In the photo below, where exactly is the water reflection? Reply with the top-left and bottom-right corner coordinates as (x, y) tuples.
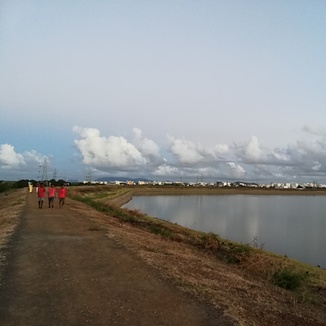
(123, 195), (326, 268)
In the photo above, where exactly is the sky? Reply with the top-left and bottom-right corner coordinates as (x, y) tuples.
(1, 0), (326, 183)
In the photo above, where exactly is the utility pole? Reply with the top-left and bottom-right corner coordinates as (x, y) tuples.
(41, 159), (48, 186)
(53, 169), (57, 181)
(86, 169), (92, 183)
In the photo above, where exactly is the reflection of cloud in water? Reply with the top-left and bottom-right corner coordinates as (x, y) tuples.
(124, 195), (326, 268)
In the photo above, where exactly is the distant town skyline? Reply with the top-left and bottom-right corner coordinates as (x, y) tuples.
(1, 1), (326, 183)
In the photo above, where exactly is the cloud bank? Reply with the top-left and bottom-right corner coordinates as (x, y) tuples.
(1, 125), (326, 182)
(71, 125), (326, 182)
(0, 144), (48, 179)
(0, 144), (46, 169)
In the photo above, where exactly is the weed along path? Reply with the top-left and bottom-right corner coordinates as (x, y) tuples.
(0, 191), (233, 326)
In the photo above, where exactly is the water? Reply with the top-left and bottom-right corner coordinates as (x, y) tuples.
(123, 195), (326, 268)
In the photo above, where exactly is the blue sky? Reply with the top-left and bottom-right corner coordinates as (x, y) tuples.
(1, 1), (326, 183)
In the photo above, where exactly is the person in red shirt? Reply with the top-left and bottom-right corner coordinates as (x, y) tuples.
(48, 184), (56, 208)
(37, 183), (46, 209)
(58, 184), (67, 208)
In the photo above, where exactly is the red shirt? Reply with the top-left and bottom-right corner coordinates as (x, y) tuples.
(38, 186), (46, 198)
(48, 187), (56, 197)
(58, 187), (66, 198)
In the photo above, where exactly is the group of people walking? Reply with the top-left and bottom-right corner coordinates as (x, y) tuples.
(36, 183), (66, 209)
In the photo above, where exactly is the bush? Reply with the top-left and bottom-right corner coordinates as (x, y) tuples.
(200, 232), (221, 251)
(148, 224), (172, 237)
(16, 179), (30, 188)
(272, 269), (306, 290)
(0, 181), (10, 193)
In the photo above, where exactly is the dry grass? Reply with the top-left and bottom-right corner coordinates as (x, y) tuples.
(68, 186), (326, 326)
(0, 189), (27, 278)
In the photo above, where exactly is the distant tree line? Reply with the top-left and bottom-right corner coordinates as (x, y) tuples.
(0, 179), (69, 193)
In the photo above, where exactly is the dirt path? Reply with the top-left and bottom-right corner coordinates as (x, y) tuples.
(0, 192), (233, 326)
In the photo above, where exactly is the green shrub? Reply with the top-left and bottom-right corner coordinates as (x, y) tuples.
(148, 224), (171, 237)
(272, 269), (306, 290)
(200, 232), (221, 250)
(231, 243), (252, 255)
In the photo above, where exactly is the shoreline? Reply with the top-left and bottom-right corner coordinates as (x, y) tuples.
(106, 186), (326, 207)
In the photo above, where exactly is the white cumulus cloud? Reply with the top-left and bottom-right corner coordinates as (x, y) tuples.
(168, 136), (228, 165)
(227, 162), (246, 178)
(131, 128), (161, 164)
(234, 136), (267, 163)
(153, 164), (182, 177)
(312, 161), (322, 171)
(0, 144), (48, 180)
(73, 126), (162, 172)
(0, 144), (26, 168)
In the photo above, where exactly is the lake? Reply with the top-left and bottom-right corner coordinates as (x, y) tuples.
(123, 195), (326, 268)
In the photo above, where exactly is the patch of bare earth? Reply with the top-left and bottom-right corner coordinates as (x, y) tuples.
(0, 189), (27, 279)
(68, 187), (326, 326)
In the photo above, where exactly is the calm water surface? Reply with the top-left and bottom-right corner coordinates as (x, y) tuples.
(123, 195), (326, 268)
